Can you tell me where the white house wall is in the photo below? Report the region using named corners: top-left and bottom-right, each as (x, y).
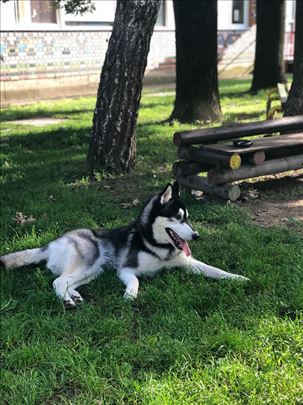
top-left (0, 0), bottom-right (296, 104)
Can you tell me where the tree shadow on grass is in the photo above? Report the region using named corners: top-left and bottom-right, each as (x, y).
top-left (220, 90), bottom-right (254, 100)
top-left (139, 99), bottom-right (174, 110)
top-left (223, 110), bottom-right (265, 123)
top-left (0, 108), bottom-right (94, 122)
top-left (1, 124), bottom-right (176, 217)
top-left (1, 126), bottom-right (90, 149)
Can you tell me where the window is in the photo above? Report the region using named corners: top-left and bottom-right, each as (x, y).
top-left (232, 0), bottom-right (244, 24)
top-left (30, 0), bottom-right (57, 23)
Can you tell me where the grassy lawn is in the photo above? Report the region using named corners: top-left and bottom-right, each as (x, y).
top-left (1, 79), bottom-right (302, 404)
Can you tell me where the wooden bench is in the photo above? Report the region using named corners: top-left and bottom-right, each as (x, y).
top-left (266, 83), bottom-right (288, 119)
top-left (173, 116), bottom-right (303, 201)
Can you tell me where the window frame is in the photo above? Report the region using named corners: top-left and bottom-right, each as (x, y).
top-left (229, 0), bottom-right (249, 30)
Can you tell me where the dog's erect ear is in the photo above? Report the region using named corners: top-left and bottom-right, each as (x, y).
top-left (172, 181), bottom-right (180, 197)
top-left (160, 184), bottom-right (173, 205)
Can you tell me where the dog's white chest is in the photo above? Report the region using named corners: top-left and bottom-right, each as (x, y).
top-left (135, 251), bottom-right (166, 276)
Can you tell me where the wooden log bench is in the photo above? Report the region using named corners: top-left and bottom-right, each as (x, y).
top-left (173, 116), bottom-right (303, 201)
top-left (266, 83), bottom-right (289, 120)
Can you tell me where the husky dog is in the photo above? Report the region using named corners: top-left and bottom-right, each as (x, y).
top-left (0, 182), bottom-right (248, 307)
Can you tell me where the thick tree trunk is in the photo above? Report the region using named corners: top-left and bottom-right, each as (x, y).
top-left (87, 0), bottom-right (160, 174)
top-left (284, 0), bottom-right (303, 116)
top-left (170, 0), bottom-right (222, 123)
top-left (250, 0), bottom-right (286, 93)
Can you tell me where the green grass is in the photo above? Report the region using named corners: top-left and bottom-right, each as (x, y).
top-left (1, 78), bottom-right (302, 404)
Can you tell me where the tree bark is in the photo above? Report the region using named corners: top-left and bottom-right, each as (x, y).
top-left (250, 0), bottom-right (286, 93)
top-left (170, 0), bottom-right (222, 123)
top-left (87, 0), bottom-right (160, 174)
top-left (284, 0), bottom-right (303, 116)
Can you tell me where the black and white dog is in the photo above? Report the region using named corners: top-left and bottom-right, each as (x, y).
top-left (0, 182), bottom-right (249, 307)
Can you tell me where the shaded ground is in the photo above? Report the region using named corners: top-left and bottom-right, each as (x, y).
top-left (240, 171), bottom-right (303, 232)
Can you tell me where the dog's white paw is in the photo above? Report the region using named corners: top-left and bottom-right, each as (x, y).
top-left (233, 274), bottom-right (250, 281)
top-left (63, 298), bottom-right (77, 309)
top-left (123, 290), bottom-right (138, 301)
top-left (70, 291), bottom-right (84, 304)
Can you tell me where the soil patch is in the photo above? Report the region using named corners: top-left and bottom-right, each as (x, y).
top-left (239, 171), bottom-right (303, 233)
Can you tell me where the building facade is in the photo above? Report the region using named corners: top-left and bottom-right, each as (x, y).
top-left (0, 0), bottom-right (296, 104)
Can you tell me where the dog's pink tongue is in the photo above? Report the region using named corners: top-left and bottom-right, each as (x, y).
top-left (181, 240), bottom-right (191, 257)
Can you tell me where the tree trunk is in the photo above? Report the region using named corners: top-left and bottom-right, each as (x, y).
top-left (170, 0), bottom-right (222, 123)
top-left (87, 0), bottom-right (160, 174)
top-left (250, 0), bottom-right (286, 93)
top-left (284, 0), bottom-right (303, 116)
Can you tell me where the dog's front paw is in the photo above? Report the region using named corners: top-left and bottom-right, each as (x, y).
top-left (123, 289), bottom-right (138, 301)
top-left (233, 274), bottom-right (250, 281)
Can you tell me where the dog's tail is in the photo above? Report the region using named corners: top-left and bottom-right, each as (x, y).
top-left (0, 247), bottom-right (49, 270)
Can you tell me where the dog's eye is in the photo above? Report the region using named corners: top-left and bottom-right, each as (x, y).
top-left (176, 214), bottom-right (182, 220)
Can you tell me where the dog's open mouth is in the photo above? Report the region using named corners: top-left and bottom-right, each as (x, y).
top-left (166, 228), bottom-right (191, 256)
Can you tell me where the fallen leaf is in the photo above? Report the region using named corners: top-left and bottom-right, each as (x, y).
top-left (121, 199), bottom-right (140, 209)
top-left (12, 212), bottom-right (36, 225)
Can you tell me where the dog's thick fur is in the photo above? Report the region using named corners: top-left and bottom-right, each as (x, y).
top-left (0, 182), bottom-right (248, 307)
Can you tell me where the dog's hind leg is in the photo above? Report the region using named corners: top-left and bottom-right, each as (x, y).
top-left (67, 287), bottom-right (84, 304)
top-left (187, 258), bottom-right (249, 281)
top-left (53, 275), bottom-right (77, 308)
top-left (54, 266), bottom-right (103, 308)
top-left (66, 266), bottom-right (103, 304)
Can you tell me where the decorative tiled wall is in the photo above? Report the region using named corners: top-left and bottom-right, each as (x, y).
top-left (0, 29), bottom-right (243, 83)
top-left (0, 30), bottom-right (178, 84)
top-left (0, 31), bottom-right (112, 82)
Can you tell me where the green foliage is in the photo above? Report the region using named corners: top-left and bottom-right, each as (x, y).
top-left (1, 79), bottom-right (302, 404)
top-left (55, 0), bottom-right (95, 15)
top-left (1, 0), bottom-right (95, 15)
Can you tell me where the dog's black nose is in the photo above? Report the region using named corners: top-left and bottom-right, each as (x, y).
top-left (192, 232), bottom-right (199, 240)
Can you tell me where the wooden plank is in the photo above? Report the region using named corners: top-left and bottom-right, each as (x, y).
top-left (173, 116), bottom-right (303, 146)
top-left (207, 154), bottom-right (303, 185)
top-left (277, 83), bottom-right (288, 103)
top-left (203, 133), bottom-right (303, 155)
top-left (178, 146), bottom-right (242, 170)
top-left (177, 175), bottom-right (241, 201)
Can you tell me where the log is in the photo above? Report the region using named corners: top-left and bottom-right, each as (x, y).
top-left (172, 161), bottom-right (211, 177)
top-left (178, 146), bottom-right (242, 170)
top-left (177, 175), bottom-right (241, 201)
top-left (207, 154), bottom-right (303, 185)
top-left (247, 151), bottom-right (266, 166)
top-left (173, 116), bottom-right (303, 146)
top-left (203, 133), bottom-right (303, 155)
top-left (266, 144), bottom-right (303, 160)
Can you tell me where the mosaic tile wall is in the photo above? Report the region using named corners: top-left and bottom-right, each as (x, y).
top-left (1, 31), bottom-right (112, 82)
top-left (0, 28), bottom-right (293, 85)
top-left (0, 30), bottom-right (176, 82)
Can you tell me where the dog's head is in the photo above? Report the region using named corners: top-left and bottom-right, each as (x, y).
top-left (139, 182), bottom-right (199, 256)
